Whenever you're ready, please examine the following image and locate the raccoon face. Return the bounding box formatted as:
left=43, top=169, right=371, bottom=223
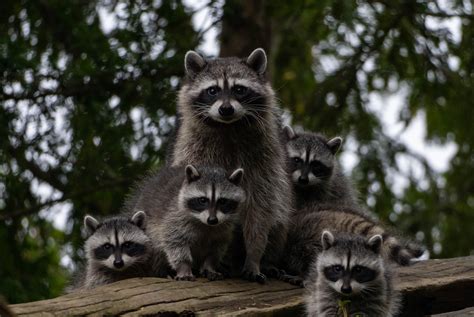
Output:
left=84, top=211, right=151, bottom=271
left=284, top=126, right=342, bottom=188
left=179, top=165, right=245, bottom=226
left=181, top=49, right=271, bottom=125
left=318, top=231, right=384, bottom=296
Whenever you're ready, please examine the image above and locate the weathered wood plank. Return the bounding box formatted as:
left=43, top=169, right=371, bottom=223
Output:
left=433, top=307, right=474, bottom=316
left=398, top=257, right=474, bottom=316
left=9, top=256, right=474, bottom=316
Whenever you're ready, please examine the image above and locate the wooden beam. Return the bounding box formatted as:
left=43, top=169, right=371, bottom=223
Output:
left=433, top=307, right=474, bottom=316
left=9, top=256, right=474, bottom=316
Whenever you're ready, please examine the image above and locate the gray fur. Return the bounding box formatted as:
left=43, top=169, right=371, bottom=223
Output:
left=72, top=211, right=153, bottom=290
left=126, top=165, right=246, bottom=281
left=283, top=206, right=425, bottom=281
left=169, top=48, right=292, bottom=282
left=284, top=126, right=358, bottom=211
left=305, top=232, right=401, bottom=317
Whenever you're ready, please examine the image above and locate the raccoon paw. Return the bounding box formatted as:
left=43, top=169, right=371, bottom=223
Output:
left=242, top=270, right=266, bottom=284
left=280, top=274, right=305, bottom=287
left=261, top=266, right=286, bottom=279
left=201, top=269, right=224, bottom=281
left=406, top=242, right=426, bottom=258
left=174, top=274, right=196, bottom=281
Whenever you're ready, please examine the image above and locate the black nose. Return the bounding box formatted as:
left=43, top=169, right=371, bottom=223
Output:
left=218, top=105, right=234, bottom=117
left=114, top=259, right=124, bottom=268
left=298, top=176, right=309, bottom=185
left=207, top=217, right=218, bottom=225
left=341, top=285, right=352, bottom=294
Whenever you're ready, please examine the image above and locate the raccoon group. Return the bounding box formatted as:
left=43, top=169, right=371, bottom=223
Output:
left=71, top=48, right=424, bottom=316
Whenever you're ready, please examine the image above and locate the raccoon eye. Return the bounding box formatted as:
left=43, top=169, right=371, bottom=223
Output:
left=232, top=85, right=248, bottom=96
left=218, top=198, right=239, bottom=214
left=333, top=265, right=343, bottom=272
left=311, top=161, right=330, bottom=176
left=292, top=157, right=303, bottom=164
left=187, top=197, right=209, bottom=211
left=352, top=265, right=376, bottom=283
left=123, top=242, right=132, bottom=249
left=207, top=86, right=220, bottom=96
left=103, top=243, right=113, bottom=250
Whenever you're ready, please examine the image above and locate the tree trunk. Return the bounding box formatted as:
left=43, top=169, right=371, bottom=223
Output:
left=219, top=0, right=272, bottom=58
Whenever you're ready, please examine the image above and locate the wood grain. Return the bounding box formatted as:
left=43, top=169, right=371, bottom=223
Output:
left=9, top=256, right=474, bottom=316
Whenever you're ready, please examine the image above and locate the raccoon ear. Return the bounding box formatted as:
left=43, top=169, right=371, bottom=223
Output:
left=228, top=168, right=244, bottom=186
left=321, top=230, right=335, bottom=250
left=246, top=48, right=267, bottom=75
left=184, top=50, right=206, bottom=78
left=327, top=137, right=343, bottom=155
left=185, top=164, right=201, bottom=182
left=283, top=125, right=296, bottom=140
left=84, top=215, right=100, bottom=233
left=131, top=210, right=146, bottom=230
left=368, top=235, right=383, bottom=254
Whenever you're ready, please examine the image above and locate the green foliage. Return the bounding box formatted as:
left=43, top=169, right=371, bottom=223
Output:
left=0, top=0, right=197, bottom=303
left=1, top=0, right=472, bottom=303
left=265, top=0, right=473, bottom=258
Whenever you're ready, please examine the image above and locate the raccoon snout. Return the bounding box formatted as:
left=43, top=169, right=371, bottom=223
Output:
left=298, top=175, right=309, bottom=185
left=218, top=104, right=235, bottom=117
left=341, top=285, right=352, bottom=294
left=113, top=259, right=124, bottom=269
left=207, top=216, right=219, bottom=225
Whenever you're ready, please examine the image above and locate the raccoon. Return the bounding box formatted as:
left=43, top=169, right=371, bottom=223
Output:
left=305, top=231, right=401, bottom=317
left=283, top=125, right=358, bottom=210
left=74, top=211, right=152, bottom=289
left=283, top=207, right=424, bottom=284
left=128, top=164, right=245, bottom=281
left=169, top=48, right=292, bottom=282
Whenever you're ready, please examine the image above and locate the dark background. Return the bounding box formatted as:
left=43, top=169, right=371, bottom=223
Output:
left=1, top=0, right=473, bottom=303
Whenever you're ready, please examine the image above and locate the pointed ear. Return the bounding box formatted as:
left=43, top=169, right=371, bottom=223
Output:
left=185, top=164, right=201, bottom=183
left=283, top=125, right=296, bottom=141
left=246, top=48, right=267, bottom=75
left=368, top=235, right=383, bottom=254
left=327, top=137, right=343, bottom=154
left=228, top=168, right=244, bottom=186
left=131, top=210, right=146, bottom=230
left=184, top=51, right=206, bottom=78
left=321, top=230, right=335, bottom=250
left=84, top=215, right=100, bottom=234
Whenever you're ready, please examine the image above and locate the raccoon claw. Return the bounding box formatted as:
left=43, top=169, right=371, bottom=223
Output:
left=201, top=269, right=224, bottom=281
left=174, top=274, right=196, bottom=281
left=242, top=270, right=266, bottom=284
left=262, top=266, right=286, bottom=279
left=280, top=274, right=305, bottom=287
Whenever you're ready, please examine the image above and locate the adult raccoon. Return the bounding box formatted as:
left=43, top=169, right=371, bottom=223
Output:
left=169, top=49, right=292, bottom=282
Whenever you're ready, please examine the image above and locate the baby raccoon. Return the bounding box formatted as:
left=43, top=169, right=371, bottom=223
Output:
left=169, top=48, right=292, bottom=282
left=305, top=231, right=401, bottom=317
left=283, top=207, right=424, bottom=284
left=129, top=164, right=245, bottom=281
left=78, top=211, right=152, bottom=289
left=283, top=126, right=358, bottom=210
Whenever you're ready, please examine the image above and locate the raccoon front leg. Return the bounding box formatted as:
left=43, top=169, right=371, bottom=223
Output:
left=241, top=207, right=271, bottom=284
left=200, top=256, right=224, bottom=281
left=165, top=245, right=195, bottom=281
left=200, top=241, right=227, bottom=281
